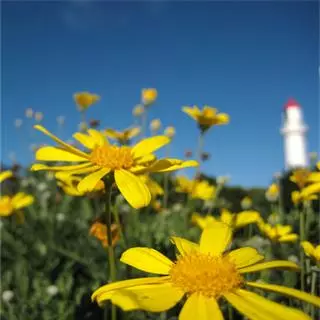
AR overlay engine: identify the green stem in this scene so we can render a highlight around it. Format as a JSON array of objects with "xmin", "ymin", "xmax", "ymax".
[
  {"xmin": 104, "ymin": 183, "xmax": 117, "ymax": 320},
  {"xmin": 299, "ymin": 204, "xmax": 306, "ymax": 293},
  {"xmin": 112, "ymin": 204, "xmax": 128, "ymax": 248},
  {"xmin": 278, "ymin": 178, "xmax": 284, "ymax": 224},
  {"xmin": 195, "ymin": 131, "xmax": 205, "ymax": 179},
  {"xmin": 142, "ymin": 106, "xmax": 148, "ymax": 138},
  {"xmin": 228, "ymin": 304, "xmax": 233, "ymax": 320},
  {"xmin": 311, "ymin": 270, "xmax": 317, "ymax": 319},
  {"xmin": 163, "ymin": 144, "xmax": 171, "ymax": 208}
]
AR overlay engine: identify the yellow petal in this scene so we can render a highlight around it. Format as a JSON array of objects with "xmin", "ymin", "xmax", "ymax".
[
  {"xmin": 300, "ymin": 182, "xmax": 320, "ymax": 198},
  {"xmin": 0, "ymin": 171, "xmax": 13, "ymax": 183},
  {"xmin": 225, "ymin": 289, "xmax": 311, "ymax": 320},
  {"xmin": 88, "ymin": 129, "xmax": 107, "ymax": 146},
  {"xmin": 135, "ymin": 154, "xmax": 156, "ymax": 165},
  {"xmin": 246, "ymin": 282, "xmax": 320, "ymax": 307},
  {"xmin": 104, "ymin": 129, "xmax": 119, "ymax": 140},
  {"xmin": 34, "ymin": 125, "xmax": 87, "ymax": 157},
  {"xmin": 149, "ymin": 159, "xmax": 199, "ymax": 173},
  {"xmin": 92, "ymin": 276, "xmax": 169, "ymax": 303},
  {"xmin": 279, "ymin": 234, "xmax": 298, "ymax": 242},
  {"xmin": 200, "ymin": 222, "xmax": 232, "ymax": 256},
  {"xmin": 182, "ymin": 106, "xmax": 201, "ymax": 121},
  {"xmin": 77, "ymin": 168, "xmax": 110, "ymax": 193},
  {"xmin": 12, "ymin": 194, "xmax": 34, "ymax": 210},
  {"xmin": 301, "ymin": 241, "xmax": 314, "ymax": 256},
  {"xmin": 35, "ymin": 146, "xmax": 88, "ymax": 162},
  {"xmin": 170, "ymin": 237, "xmax": 199, "ymax": 256},
  {"xmin": 239, "ymin": 260, "xmax": 300, "ymax": 274},
  {"xmin": 127, "ymin": 127, "xmax": 141, "ymax": 139},
  {"xmin": 132, "ymin": 136, "xmax": 170, "ymax": 159},
  {"xmin": 215, "ymin": 113, "xmax": 230, "ymax": 125},
  {"xmin": 120, "ymin": 247, "xmax": 173, "ymax": 275},
  {"xmin": 73, "ymin": 132, "xmax": 97, "ymax": 149},
  {"xmin": 30, "ymin": 163, "xmax": 92, "ymax": 172},
  {"xmin": 111, "ymin": 281, "xmax": 183, "ymax": 312},
  {"xmin": 227, "ymin": 247, "xmax": 264, "ymax": 269},
  {"xmin": 114, "ymin": 169, "xmax": 151, "ymax": 209},
  {"xmin": 179, "ymin": 293, "xmax": 223, "ymax": 320}
]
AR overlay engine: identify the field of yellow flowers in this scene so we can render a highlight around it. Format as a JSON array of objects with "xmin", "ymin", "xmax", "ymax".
[{"xmin": 1, "ymin": 89, "xmax": 320, "ymax": 320}]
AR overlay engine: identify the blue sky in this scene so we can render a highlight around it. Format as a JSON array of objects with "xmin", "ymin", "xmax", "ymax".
[{"xmin": 2, "ymin": 1, "xmax": 319, "ymax": 187}]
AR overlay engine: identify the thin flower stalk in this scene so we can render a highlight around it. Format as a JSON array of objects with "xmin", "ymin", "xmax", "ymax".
[{"xmin": 104, "ymin": 179, "xmax": 117, "ymax": 320}]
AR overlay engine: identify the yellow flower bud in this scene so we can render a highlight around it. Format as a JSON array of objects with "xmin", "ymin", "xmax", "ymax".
[{"xmin": 164, "ymin": 126, "xmax": 175, "ymax": 138}]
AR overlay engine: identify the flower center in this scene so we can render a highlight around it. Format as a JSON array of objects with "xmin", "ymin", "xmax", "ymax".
[
  {"xmin": 169, "ymin": 252, "xmax": 243, "ymax": 299},
  {"xmin": 90, "ymin": 145, "xmax": 134, "ymax": 170}
]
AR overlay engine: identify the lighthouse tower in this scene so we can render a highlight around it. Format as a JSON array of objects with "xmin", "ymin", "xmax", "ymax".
[{"xmin": 281, "ymin": 98, "xmax": 309, "ymax": 170}]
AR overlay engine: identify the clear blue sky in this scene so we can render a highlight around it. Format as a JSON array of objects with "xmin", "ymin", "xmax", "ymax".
[{"xmin": 2, "ymin": 1, "xmax": 318, "ymax": 187}]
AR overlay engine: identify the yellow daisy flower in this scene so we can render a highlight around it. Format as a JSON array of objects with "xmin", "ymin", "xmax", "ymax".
[
  {"xmin": 259, "ymin": 222, "xmax": 298, "ymax": 243},
  {"xmin": 175, "ymin": 176, "xmax": 215, "ymax": 201},
  {"xmin": 240, "ymin": 196, "xmax": 252, "ymax": 210},
  {"xmin": 192, "ymin": 209, "xmax": 261, "ymax": 230},
  {"xmin": 164, "ymin": 126, "xmax": 176, "ymax": 138},
  {"xmin": 0, "ymin": 193, "xmax": 34, "ymax": 217},
  {"xmin": 182, "ymin": 105, "xmax": 229, "ymax": 132},
  {"xmin": 132, "ymin": 105, "xmax": 144, "ymax": 117},
  {"xmin": 141, "ymin": 88, "xmax": 157, "ymax": 106},
  {"xmin": 55, "ymin": 172, "xmax": 104, "ymax": 196},
  {"xmin": 301, "ymin": 241, "xmax": 320, "ymax": 263},
  {"xmin": 104, "ymin": 127, "xmax": 141, "ymax": 145},
  {"xmin": 31, "ymin": 125, "xmax": 198, "ymax": 209},
  {"xmin": 0, "ymin": 170, "xmax": 13, "ymax": 183},
  {"xmin": 290, "ymin": 169, "xmax": 311, "ymax": 189},
  {"xmin": 90, "ymin": 221, "xmax": 119, "ymax": 248},
  {"xmin": 92, "ymin": 222, "xmax": 320, "ymax": 319},
  {"xmin": 150, "ymin": 119, "xmax": 162, "ymax": 133},
  {"xmin": 291, "ymin": 190, "xmax": 318, "ymax": 205},
  {"xmin": 265, "ymin": 183, "xmax": 279, "ymax": 202},
  {"xmin": 74, "ymin": 92, "xmax": 100, "ymax": 111}
]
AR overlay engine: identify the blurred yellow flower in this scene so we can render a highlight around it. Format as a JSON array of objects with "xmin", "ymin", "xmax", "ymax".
[
  {"xmin": 164, "ymin": 126, "xmax": 175, "ymax": 138},
  {"xmin": 14, "ymin": 119, "xmax": 23, "ymax": 128},
  {"xmin": 150, "ymin": 119, "xmax": 162, "ymax": 132},
  {"xmin": 151, "ymin": 199, "xmax": 162, "ymax": 212},
  {"xmin": 56, "ymin": 172, "xmax": 104, "ymax": 196},
  {"xmin": 259, "ymin": 222, "xmax": 298, "ymax": 243},
  {"xmin": 25, "ymin": 108, "xmax": 34, "ymax": 118},
  {"xmin": 132, "ymin": 105, "xmax": 144, "ymax": 117},
  {"xmin": 34, "ymin": 112, "xmax": 43, "ymax": 122},
  {"xmin": 291, "ymin": 190, "xmax": 318, "ymax": 205},
  {"xmin": 92, "ymin": 221, "xmax": 319, "ymax": 319},
  {"xmin": 90, "ymin": 222, "xmax": 119, "ymax": 247},
  {"xmin": 0, "ymin": 193, "xmax": 34, "ymax": 217},
  {"xmin": 74, "ymin": 92, "xmax": 100, "ymax": 111},
  {"xmin": 31, "ymin": 125, "xmax": 198, "ymax": 209},
  {"xmin": 290, "ymin": 169, "xmax": 311, "ymax": 189},
  {"xmin": 240, "ymin": 196, "xmax": 252, "ymax": 210},
  {"xmin": 301, "ymin": 241, "xmax": 320, "ymax": 263},
  {"xmin": 192, "ymin": 209, "xmax": 261, "ymax": 230},
  {"xmin": 104, "ymin": 127, "xmax": 141, "ymax": 145},
  {"xmin": 182, "ymin": 105, "xmax": 229, "ymax": 132},
  {"xmin": 265, "ymin": 183, "xmax": 279, "ymax": 202},
  {"xmin": 0, "ymin": 170, "xmax": 13, "ymax": 183},
  {"xmin": 175, "ymin": 176, "xmax": 215, "ymax": 201},
  {"xmin": 141, "ymin": 88, "xmax": 157, "ymax": 106}
]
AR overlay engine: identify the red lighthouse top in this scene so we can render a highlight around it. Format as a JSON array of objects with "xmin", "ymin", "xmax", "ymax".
[{"xmin": 285, "ymin": 98, "xmax": 300, "ymax": 110}]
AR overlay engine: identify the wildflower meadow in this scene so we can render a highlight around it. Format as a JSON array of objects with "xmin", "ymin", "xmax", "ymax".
[{"xmin": 1, "ymin": 89, "xmax": 320, "ymax": 320}]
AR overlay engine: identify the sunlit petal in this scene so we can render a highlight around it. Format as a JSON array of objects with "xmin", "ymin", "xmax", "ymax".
[
  {"xmin": 114, "ymin": 169, "xmax": 151, "ymax": 209},
  {"xmin": 120, "ymin": 247, "xmax": 173, "ymax": 275}
]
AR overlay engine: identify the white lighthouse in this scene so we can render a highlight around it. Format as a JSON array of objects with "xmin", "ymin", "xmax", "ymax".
[{"xmin": 281, "ymin": 98, "xmax": 309, "ymax": 170}]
